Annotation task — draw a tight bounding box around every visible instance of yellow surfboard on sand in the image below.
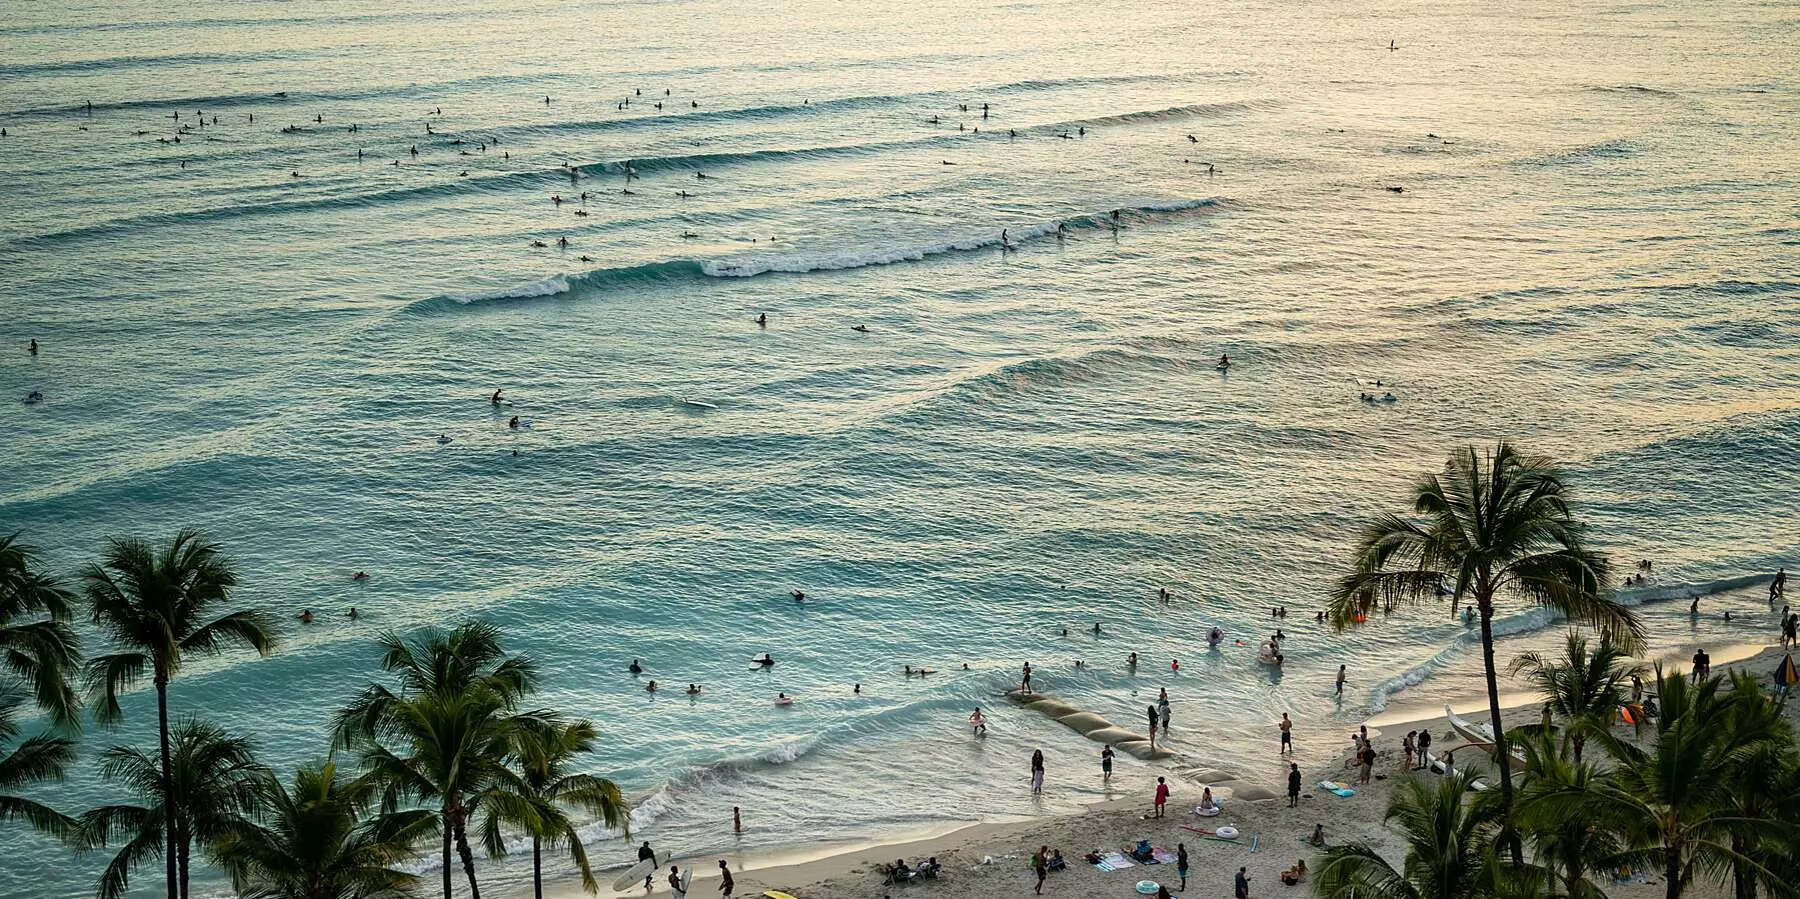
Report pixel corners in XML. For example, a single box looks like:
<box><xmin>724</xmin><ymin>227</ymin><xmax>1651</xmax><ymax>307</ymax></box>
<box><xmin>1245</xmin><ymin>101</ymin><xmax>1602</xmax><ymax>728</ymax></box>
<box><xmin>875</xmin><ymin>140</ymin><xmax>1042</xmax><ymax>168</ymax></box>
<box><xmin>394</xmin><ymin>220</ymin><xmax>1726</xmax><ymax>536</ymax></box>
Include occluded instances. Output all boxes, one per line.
<box><xmin>764</xmin><ymin>892</ymin><xmax>799</xmax><ymax>899</ymax></box>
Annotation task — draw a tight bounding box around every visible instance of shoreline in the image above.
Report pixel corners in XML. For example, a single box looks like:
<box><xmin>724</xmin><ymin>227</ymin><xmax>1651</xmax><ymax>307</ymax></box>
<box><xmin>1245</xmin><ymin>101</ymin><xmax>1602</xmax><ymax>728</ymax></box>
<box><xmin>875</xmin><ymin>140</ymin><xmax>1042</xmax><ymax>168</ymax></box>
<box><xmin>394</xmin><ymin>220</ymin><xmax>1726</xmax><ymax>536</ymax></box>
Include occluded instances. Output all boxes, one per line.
<box><xmin>527</xmin><ymin>640</ymin><xmax>1793</xmax><ymax>899</ymax></box>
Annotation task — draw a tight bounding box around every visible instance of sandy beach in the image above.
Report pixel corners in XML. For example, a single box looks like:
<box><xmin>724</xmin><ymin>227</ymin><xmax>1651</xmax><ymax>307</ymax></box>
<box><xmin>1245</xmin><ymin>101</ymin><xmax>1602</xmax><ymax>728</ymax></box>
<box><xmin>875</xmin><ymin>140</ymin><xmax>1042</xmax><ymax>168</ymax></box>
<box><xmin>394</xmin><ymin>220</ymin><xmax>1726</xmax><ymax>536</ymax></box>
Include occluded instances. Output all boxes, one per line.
<box><xmin>560</xmin><ymin>644</ymin><xmax>1798</xmax><ymax>899</ymax></box>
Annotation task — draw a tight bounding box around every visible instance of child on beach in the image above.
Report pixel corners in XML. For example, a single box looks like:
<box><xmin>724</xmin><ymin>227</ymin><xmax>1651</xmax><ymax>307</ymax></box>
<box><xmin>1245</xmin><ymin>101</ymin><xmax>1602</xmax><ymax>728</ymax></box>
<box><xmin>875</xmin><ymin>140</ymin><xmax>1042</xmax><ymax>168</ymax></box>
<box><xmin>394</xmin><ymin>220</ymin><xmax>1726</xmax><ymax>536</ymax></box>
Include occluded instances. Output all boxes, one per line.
<box><xmin>1148</xmin><ymin>704</ymin><xmax>1160</xmax><ymax>748</ymax></box>
<box><xmin>1154</xmin><ymin>776</ymin><xmax>1170</xmax><ymax>816</ymax></box>
<box><xmin>1287</xmin><ymin>762</ymin><xmax>1302</xmax><ymax>807</ymax></box>
<box><xmin>1102</xmin><ymin>744</ymin><xmax>1115</xmax><ymax>781</ymax></box>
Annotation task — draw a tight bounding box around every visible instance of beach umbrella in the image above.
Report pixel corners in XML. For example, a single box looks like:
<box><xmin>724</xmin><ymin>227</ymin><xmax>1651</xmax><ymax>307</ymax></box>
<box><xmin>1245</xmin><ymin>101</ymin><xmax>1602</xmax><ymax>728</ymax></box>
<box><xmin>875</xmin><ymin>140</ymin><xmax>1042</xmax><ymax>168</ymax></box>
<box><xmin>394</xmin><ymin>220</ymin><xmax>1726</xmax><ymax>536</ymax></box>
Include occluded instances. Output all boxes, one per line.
<box><xmin>1775</xmin><ymin>653</ymin><xmax>1797</xmax><ymax>690</ymax></box>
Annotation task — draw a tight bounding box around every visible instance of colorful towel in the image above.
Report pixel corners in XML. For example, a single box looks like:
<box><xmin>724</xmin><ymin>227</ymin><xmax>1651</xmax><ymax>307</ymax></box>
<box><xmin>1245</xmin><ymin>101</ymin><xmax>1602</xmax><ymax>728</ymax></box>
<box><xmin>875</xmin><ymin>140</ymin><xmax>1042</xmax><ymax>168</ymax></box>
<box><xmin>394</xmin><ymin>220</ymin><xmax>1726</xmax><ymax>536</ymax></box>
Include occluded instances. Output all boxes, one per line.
<box><xmin>1317</xmin><ymin>781</ymin><xmax>1357</xmax><ymax>797</ymax></box>
<box><xmin>1151</xmin><ymin>848</ymin><xmax>1179</xmax><ymax>864</ymax></box>
<box><xmin>1093</xmin><ymin>852</ymin><xmax>1135</xmax><ymax>872</ymax></box>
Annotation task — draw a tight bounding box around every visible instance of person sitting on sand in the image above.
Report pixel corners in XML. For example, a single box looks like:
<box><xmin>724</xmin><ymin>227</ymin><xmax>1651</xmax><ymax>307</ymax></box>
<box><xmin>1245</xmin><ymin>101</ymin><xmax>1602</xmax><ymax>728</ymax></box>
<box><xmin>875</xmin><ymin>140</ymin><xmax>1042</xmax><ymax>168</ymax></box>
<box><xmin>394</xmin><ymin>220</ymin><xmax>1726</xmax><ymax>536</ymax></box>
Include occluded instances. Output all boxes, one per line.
<box><xmin>1308</xmin><ymin>823</ymin><xmax>1326</xmax><ymax>847</ymax></box>
<box><xmin>1047</xmin><ymin>849</ymin><xmax>1065</xmax><ymax>871</ymax></box>
<box><xmin>1280</xmin><ymin>859</ymin><xmax>1308</xmax><ymax>885</ymax></box>
<box><xmin>1199</xmin><ymin>786</ymin><xmax>1218</xmax><ymax>811</ymax></box>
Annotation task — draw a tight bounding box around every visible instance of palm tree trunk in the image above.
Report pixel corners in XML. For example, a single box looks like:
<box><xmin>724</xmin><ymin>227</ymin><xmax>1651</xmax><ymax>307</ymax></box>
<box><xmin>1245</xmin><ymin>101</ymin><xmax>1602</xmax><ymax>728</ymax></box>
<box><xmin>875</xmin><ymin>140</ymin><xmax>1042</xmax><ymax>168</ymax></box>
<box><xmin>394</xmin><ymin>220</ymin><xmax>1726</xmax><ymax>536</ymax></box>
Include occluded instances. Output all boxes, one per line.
<box><xmin>455</xmin><ymin>816</ymin><xmax>482</xmax><ymax>899</ymax></box>
<box><xmin>1731</xmin><ymin>836</ymin><xmax>1755</xmax><ymax>899</ymax></box>
<box><xmin>533</xmin><ymin>837</ymin><xmax>543</xmax><ymax>899</ymax></box>
<box><xmin>156</xmin><ymin>676</ymin><xmax>178</xmax><ymax>899</ymax></box>
<box><xmin>1475</xmin><ymin>591</ymin><xmax>1524</xmax><ymax>867</ymax></box>
<box><xmin>442</xmin><ymin>813</ymin><xmax>454</xmax><ymax>899</ymax></box>
<box><xmin>177</xmin><ymin>832</ymin><xmax>190</xmax><ymax>899</ymax></box>
<box><xmin>1665</xmin><ymin>842</ymin><xmax>1681</xmax><ymax>899</ymax></box>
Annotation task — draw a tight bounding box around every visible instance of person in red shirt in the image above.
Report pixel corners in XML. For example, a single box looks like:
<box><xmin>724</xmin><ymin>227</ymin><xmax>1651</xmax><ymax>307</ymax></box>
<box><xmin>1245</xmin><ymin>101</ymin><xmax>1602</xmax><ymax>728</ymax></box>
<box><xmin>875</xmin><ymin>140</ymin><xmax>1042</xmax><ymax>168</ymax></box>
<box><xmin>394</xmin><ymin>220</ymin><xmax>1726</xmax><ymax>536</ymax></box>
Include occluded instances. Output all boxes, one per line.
<box><xmin>1153</xmin><ymin>776</ymin><xmax>1171</xmax><ymax>817</ymax></box>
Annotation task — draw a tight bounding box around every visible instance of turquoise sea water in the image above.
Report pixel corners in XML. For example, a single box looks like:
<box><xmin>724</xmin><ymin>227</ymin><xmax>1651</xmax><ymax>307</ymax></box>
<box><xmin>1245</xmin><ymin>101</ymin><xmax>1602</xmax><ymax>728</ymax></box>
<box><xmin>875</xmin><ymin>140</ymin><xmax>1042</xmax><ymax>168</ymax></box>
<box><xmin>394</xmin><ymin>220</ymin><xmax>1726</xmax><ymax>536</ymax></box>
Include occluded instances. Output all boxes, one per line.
<box><xmin>2</xmin><ymin>0</ymin><xmax>1797</xmax><ymax>894</ymax></box>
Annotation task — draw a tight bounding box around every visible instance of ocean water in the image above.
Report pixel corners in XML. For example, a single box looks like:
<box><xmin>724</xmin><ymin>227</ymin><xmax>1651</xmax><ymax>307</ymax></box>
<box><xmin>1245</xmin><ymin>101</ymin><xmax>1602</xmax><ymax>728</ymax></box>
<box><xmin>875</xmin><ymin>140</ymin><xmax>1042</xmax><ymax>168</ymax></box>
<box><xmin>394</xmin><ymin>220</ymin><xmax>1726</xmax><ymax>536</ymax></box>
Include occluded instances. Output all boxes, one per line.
<box><xmin>3</xmin><ymin>0</ymin><xmax>1798</xmax><ymax>894</ymax></box>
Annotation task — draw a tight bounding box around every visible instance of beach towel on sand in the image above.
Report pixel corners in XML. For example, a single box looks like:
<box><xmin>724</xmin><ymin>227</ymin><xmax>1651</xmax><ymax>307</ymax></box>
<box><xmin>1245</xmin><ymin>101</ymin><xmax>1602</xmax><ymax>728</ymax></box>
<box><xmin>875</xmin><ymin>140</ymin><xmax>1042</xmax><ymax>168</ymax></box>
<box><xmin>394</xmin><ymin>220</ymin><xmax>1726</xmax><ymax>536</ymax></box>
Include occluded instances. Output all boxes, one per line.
<box><xmin>1093</xmin><ymin>852</ymin><xmax>1135</xmax><ymax>872</ymax></box>
<box><xmin>1318</xmin><ymin>781</ymin><xmax>1357</xmax><ymax>797</ymax></box>
<box><xmin>1151</xmin><ymin>848</ymin><xmax>1179</xmax><ymax>864</ymax></box>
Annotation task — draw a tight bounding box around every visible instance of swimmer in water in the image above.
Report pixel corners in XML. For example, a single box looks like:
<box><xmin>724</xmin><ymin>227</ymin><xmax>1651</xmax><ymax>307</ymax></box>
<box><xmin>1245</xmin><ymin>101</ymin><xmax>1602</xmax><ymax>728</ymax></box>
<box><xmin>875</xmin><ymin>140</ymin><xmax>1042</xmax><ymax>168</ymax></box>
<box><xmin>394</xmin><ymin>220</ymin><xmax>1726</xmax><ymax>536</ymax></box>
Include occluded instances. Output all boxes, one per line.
<box><xmin>508</xmin><ymin>416</ymin><xmax>520</xmax><ymax>429</ymax></box>
<box><xmin>298</xmin><ymin>609</ymin><xmax>314</xmax><ymax>624</ymax></box>
<box><xmin>756</xmin><ymin>313</ymin><xmax>767</xmax><ymax>326</ymax></box>
<box><xmin>28</xmin><ymin>340</ymin><xmax>38</xmax><ymax>355</ymax></box>
<box><xmin>686</xmin><ymin>684</ymin><xmax>701</xmax><ymax>695</ymax></box>
<box><xmin>646</xmin><ymin>680</ymin><xmax>657</xmax><ymax>693</ymax></box>
<box><xmin>629</xmin><ymin>659</ymin><xmax>644</xmax><ymax>675</ymax></box>
<box><xmin>791</xmin><ymin>589</ymin><xmax>805</xmax><ymax>602</ymax></box>
<box><xmin>491</xmin><ymin>389</ymin><xmax>503</xmax><ymax>405</ymax></box>
<box><xmin>347</xmin><ymin>607</ymin><xmax>359</xmax><ymax>619</ymax></box>
<box><xmin>436</xmin><ymin>434</ymin><xmax>452</xmax><ymax>444</ymax></box>
<box><xmin>557</xmin><ymin>237</ymin><xmax>569</xmax><ymax>247</ymax></box>
<box><xmin>1219</xmin><ymin>353</ymin><xmax>1230</xmax><ymax>368</ymax></box>
<box><xmin>579</xmin><ymin>255</ymin><xmax>593</xmax><ymax>262</ymax></box>
<box><xmin>352</xmin><ymin>571</ymin><xmax>369</xmax><ymax>580</ymax></box>
<box><xmin>851</xmin><ymin>325</ymin><xmax>870</xmax><ymax>333</ymax></box>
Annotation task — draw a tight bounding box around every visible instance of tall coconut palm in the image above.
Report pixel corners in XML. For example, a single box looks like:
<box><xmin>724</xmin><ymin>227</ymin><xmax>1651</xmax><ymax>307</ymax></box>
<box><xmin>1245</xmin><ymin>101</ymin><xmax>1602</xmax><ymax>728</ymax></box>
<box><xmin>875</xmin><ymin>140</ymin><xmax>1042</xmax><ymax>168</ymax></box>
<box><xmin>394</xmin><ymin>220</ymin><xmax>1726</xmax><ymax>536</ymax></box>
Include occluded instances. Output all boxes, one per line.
<box><xmin>0</xmin><ymin>685</ymin><xmax>77</xmax><ymax>838</ymax></box>
<box><xmin>1510</xmin><ymin>631</ymin><xmax>1643</xmax><ymax>764</ymax></box>
<box><xmin>335</xmin><ymin>623</ymin><xmax>536</xmax><ymax>899</ymax></box>
<box><xmin>477</xmin><ymin>715</ymin><xmax>630</xmax><ymax>899</ymax></box>
<box><xmin>1328</xmin><ymin>443</ymin><xmax>1641</xmax><ymax>862</ymax></box>
<box><xmin>78</xmin><ymin>719</ymin><xmax>264</xmax><ymax>899</ymax></box>
<box><xmin>0</xmin><ymin>532</ymin><xmax>82</xmax><ymax>727</ymax></box>
<box><xmin>213</xmin><ymin>759</ymin><xmax>438</xmax><ymax>899</ymax></box>
<box><xmin>1315</xmin><ymin>768</ymin><xmax>1517</xmax><ymax>899</ymax></box>
<box><xmin>1584</xmin><ymin>669</ymin><xmax>1790</xmax><ymax>899</ymax></box>
<box><xmin>83</xmin><ymin>529</ymin><xmax>275</xmax><ymax>899</ymax></box>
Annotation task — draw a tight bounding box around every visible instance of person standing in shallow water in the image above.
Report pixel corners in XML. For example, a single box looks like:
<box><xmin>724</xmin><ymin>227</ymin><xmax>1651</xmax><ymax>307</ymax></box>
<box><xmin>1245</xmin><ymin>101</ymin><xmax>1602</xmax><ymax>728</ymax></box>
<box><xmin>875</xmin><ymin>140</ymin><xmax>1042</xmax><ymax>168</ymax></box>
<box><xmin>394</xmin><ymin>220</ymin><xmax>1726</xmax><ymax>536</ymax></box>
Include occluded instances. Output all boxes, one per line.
<box><xmin>1030</xmin><ymin>749</ymin><xmax>1045</xmax><ymax>793</ymax></box>
<box><xmin>1101</xmin><ymin>744</ymin><xmax>1114</xmax><ymax>781</ymax></box>
<box><xmin>1279</xmin><ymin>712</ymin><xmax>1293</xmax><ymax>754</ymax></box>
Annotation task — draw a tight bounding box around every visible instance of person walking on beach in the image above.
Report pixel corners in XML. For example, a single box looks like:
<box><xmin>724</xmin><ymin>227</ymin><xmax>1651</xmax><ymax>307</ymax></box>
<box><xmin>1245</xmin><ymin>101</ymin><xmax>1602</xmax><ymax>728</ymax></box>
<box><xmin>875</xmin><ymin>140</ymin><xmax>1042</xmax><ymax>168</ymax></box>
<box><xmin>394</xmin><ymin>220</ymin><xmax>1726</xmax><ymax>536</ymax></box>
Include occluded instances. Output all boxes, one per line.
<box><xmin>1236</xmin><ymin>865</ymin><xmax>1252</xmax><ymax>899</ymax></box>
<box><xmin>1773</xmin><ymin>567</ymin><xmax>1787</xmax><ymax>601</ymax></box>
<box><xmin>1358</xmin><ymin>743</ymin><xmax>1376</xmax><ymax>785</ymax></box>
<box><xmin>1335</xmin><ymin>664</ymin><xmax>1347</xmax><ymax>698</ymax></box>
<box><xmin>1416</xmin><ymin>729</ymin><xmax>1431</xmax><ymax>769</ymax></box>
<box><xmin>638</xmin><ymin>842</ymin><xmax>657</xmax><ymax>890</ymax></box>
<box><xmin>1032</xmin><ymin>846</ymin><xmax>1048</xmax><ymax>894</ymax></box>
<box><xmin>1176</xmin><ymin>843</ymin><xmax>1190</xmax><ymax>890</ymax></box>
<box><xmin>669</xmin><ymin>865</ymin><xmax>684</xmax><ymax>899</ymax></box>
<box><xmin>1279</xmin><ymin>713</ymin><xmax>1293</xmax><ymax>754</ymax></box>
<box><xmin>1158</xmin><ymin>688</ymin><xmax>1171</xmax><ymax>730</ymax></box>
<box><xmin>1154</xmin><ymin>775</ymin><xmax>1171</xmax><ymax>816</ymax></box>
<box><xmin>1287</xmin><ymin>762</ymin><xmax>1302</xmax><ymax>807</ymax></box>
<box><xmin>1101</xmin><ymin>744</ymin><xmax>1115</xmax><ymax>781</ymax></box>
<box><xmin>718</xmin><ymin>861</ymin><xmax>734</xmax><ymax>898</ymax></box>
<box><xmin>1147</xmin><ymin>704</ymin><xmax>1160</xmax><ymax>748</ymax></box>
<box><xmin>1403</xmin><ymin>731</ymin><xmax>1416</xmax><ymax>769</ymax></box>
<box><xmin>1030</xmin><ymin>749</ymin><xmax>1045</xmax><ymax>794</ymax></box>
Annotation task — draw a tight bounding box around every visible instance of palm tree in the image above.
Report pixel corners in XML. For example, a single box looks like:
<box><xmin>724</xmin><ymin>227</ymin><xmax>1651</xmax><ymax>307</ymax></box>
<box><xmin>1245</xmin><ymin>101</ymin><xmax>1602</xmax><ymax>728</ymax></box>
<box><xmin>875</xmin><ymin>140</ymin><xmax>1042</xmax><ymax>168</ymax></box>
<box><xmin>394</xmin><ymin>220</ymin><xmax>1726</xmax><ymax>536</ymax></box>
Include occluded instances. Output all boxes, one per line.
<box><xmin>1315</xmin><ymin>768</ymin><xmax>1522</xmax><ymax>899</ymax></box>
<box><xmin>477</xmin><ymin>715</ymin><xmax>630</xmax><ymax>899</ymax></box>
<box><xmin>0</xmin><ymin>533</ymin><xmax>81</xmax><ymax>842</ymax></box>
<box><xmin>78</xmin><ymin>718</ymin><xmax>264</xmax><ymax>899</ymax></box>
<box><xmin>1328</xmin><ymin>443</ymin><xmax>1641</xmax><ymax>861</ymax></box>
<box><xmin>1514</xmin><ymin>726</ymin><xmax>1621</xmax><ymax>899</ymax></box>
<box><xmin>0</xmin><ymin>685</ymin><xmax>77</xmax><ymax>838</ymax></box>
<box><xmin>213</xmin><ymin>759</ymin><xmax>438</xmax><ymax>899</ymax></box>
<box><xmin>1584</xmin><ymin>669</ymin><xmax>1792</xmax><ymax>899</ymax></box>
<box><xmin>335</xmin><ymin>623</ymin><xmax>537</xmax><ymax>899</ymax></box>
<box><xmin>0</xmin><ymin>532</ymin><xmax>82</xmax><ymax>727</ymax></box>
<box><xmin>1510</xmin><ymin>631</ymin><xmax>1642</xmax><ymax>763</ymax></box>
<box><xmin>83</xmin><ymin>529</ymin><xmax>275</xmax><ymax>899</ymax></box>
<box><xmin>1714</xmin><ymin>676</ymin><xmax>1795</xmax><ymax>899</ymax></box>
